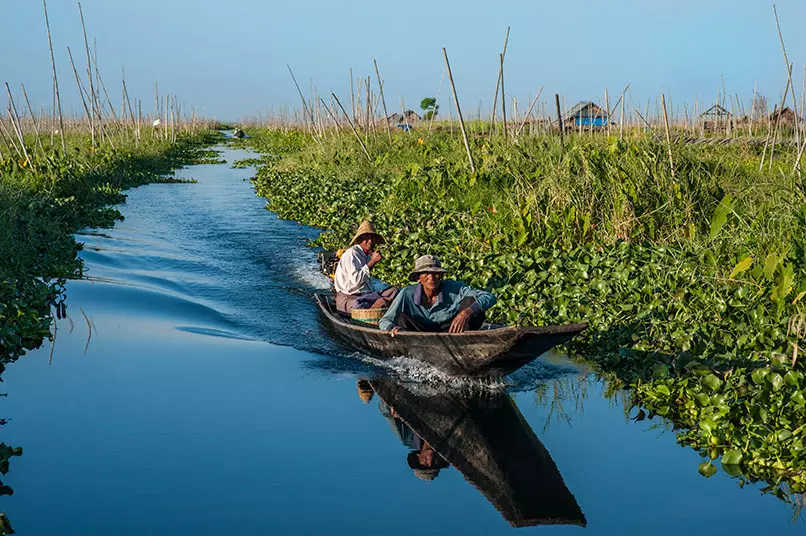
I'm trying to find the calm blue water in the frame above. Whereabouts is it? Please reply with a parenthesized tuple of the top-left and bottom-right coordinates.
(0, 141, 803, 535)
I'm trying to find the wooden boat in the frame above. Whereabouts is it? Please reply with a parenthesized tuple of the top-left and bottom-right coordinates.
(315, 294, 587, 376)
(369, 378, 587, 528)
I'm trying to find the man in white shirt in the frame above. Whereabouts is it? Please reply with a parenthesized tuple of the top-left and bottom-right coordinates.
(334, 220, 397, 314)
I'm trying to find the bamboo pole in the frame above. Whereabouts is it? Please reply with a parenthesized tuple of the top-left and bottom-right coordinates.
(619, 89, 626, 141)
(43, 0, 65, 153)
(67, 46, 94, 128)
(499, 53, 507, 140)
(349, 68, 357, 128)
(516, 87, 543, 138)
(320, 97, 343, 131)
(286, 65, 320, 143)
(488, 26, 510, 138)
(78, 2, 97, 147)
(429, 67, 445, 133)
(773, 5, 800, 158)
(332, 92, 371, 161)
(442, 47, 475, 173)
(20, 84, 45, 156)
(661, 93, 675, 179)
(760, 104, 776, 170)
(0, 118, 23, 160)
(555, 94, 564, 146)
(770, 64, 792, 171)
(5, 84, 34, 170)
(373, 59, 392, 143)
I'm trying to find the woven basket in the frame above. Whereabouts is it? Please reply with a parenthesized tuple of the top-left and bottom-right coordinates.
(351, 307, 388, 325)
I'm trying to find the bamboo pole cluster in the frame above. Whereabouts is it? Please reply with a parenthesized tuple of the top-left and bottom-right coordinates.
(0, 1, 218, 166)
(234, 7, 806, 179)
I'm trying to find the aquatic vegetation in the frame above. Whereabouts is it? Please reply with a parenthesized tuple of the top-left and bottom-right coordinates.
(242, 127, 806, 497)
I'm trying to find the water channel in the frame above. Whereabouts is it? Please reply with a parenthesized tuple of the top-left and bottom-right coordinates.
(1, 141, 803, 534)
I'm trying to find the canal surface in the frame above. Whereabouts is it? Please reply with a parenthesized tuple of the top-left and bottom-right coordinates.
(1, 141, 803, 535)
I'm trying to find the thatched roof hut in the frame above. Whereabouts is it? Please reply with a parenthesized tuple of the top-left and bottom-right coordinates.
(701, 104, 732, 131)
(564, 101, 609, 127)
(769, 107, 801, 126)
(385, 110, 422, 128)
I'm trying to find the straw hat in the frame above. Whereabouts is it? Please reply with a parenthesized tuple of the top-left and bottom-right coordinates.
(413, 469, 440, 481)
(351, 220, 385, 245)
(356, 380, 374, 404)
(408, 255, 449, 281)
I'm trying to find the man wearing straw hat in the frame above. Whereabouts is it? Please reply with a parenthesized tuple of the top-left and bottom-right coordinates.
(379, 255, 496, 335)
(334, 220, 397, 314)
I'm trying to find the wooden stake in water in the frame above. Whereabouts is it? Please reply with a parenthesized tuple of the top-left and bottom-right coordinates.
(442, 47, 475, 173)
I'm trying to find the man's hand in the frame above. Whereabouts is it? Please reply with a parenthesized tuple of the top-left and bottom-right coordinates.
(449, 309, 473, 334)
(368, 250, 382, 268)
(390, 326, 401, 337)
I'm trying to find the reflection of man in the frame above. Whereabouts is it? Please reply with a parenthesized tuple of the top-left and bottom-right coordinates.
(376, 396, 450, 481)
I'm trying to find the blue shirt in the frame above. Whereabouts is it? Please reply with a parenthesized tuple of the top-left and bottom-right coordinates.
(378, 280, 497, 331)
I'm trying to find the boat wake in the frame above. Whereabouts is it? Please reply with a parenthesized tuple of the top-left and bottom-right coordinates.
(349, 350, 584, 393)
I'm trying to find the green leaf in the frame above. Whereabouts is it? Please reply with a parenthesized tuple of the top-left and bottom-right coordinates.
(695, 393, 712, 406)
(791, 390, 806, 406)
(751, 368, 769, 385)
(655, 384, 671, 396)
(709, 193, 734, 240)
(722, 463, 744, 478)
(721, 449, 743, 465)
(768, 372, 784, 391)
(763, 253, 781, 282)
(703, 374, 722, 392)
(784, 371, 802, 387)
(777, 430, 793, 441)
(772, 263, 795, 303)
(699, 417, 717, 434)
(698, 461, 718, 478)
(729, 256, 753, 279)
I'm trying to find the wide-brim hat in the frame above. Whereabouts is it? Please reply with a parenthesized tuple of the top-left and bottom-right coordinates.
(408, 255, 448, 281)
(351, 220, 385, 245)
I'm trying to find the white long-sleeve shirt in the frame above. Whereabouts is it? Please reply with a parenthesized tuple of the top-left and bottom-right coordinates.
(334, 244, 374, 295)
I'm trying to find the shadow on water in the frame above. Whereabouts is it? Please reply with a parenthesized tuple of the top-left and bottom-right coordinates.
(358, 377, 586, 528)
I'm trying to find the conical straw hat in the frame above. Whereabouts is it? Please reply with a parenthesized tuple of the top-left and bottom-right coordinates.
(351, 220, 385, 245)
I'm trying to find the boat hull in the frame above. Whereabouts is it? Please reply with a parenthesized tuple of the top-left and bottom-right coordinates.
(315, 294, 586, 376)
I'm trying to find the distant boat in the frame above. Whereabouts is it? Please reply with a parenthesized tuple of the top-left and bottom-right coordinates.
(369, 378, 587, 528)
(232, 128, 246, 138)
(315, 294, 587, 376)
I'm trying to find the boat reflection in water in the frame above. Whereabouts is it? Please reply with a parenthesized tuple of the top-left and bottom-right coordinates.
(357, 379, 587, 528)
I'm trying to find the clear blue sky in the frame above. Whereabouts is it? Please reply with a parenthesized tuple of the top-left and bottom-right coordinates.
(2, 0, 805, 122)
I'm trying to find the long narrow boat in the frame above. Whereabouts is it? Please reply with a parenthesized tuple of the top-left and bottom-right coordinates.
(369, 378, 587, 528)
(315, 294, 587, 376)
